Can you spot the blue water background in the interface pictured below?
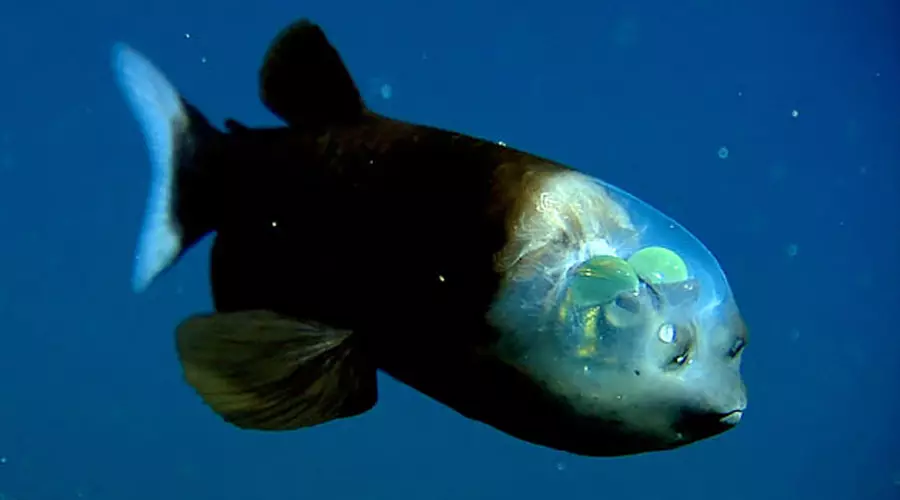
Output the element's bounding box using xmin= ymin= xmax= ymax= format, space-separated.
xmin=1 ymin=0 xmax=898 ymax=499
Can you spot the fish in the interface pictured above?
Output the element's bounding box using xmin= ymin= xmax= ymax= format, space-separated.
xmin=112 ymin=18 xmax=748 ymax=457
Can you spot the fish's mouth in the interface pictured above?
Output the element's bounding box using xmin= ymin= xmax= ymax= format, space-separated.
xmin=719 ymin=409 xmax=744 ymax=426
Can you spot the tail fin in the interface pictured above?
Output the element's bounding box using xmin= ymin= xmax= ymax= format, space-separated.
xmin=112 ymin=44 xmax=222 ymax=293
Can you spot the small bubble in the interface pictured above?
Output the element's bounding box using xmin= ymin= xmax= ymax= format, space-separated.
xmin=791 ymin=109 xmax=799 ymax=118
xmin=379 ymin=83 xmax=393 ymax=100
xmin=717 ymin=146 xmax=729 ymax=159
xmin=497 ymin=141 xmax=507 ymax=147
xmin=200 ymin=56 xmax=207 ymax=63
xmin=786 ymin=243 xmax=799 ymax=257
xmin=555 ymin=462 xmax=566 ymax=471
xmin=184 ymin=33 xmax=191 ymax=39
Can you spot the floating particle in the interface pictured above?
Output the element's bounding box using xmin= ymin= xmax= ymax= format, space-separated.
xmin=184 ymin=33 xmax=191 ymax=39
xmin=379 ymin=83 xmax=392 ymax=100
xmin=791 ymin=109 xmax=799 ymax=118
xmin=786 ymin=243 xmax=799 ymax=257
xmin=366 ymin=77 xmax=394 ymax=101
xmin=555 ymin=462 xmax=566 ymax=471
xmin=717 ymin=146 xmax=729 ymax=159
xmin=497 ymin=140 xmax=507 ymax=147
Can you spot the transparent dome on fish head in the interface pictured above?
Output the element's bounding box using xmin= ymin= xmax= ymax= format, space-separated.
xmin=488 ymin=170 xmax=745 ymax=412
xmin=485 ymin=169 xmax=748 ymax=454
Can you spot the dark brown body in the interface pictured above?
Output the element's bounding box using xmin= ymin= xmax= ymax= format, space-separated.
xmin=208 ymin=114 xmax=605 ymax=452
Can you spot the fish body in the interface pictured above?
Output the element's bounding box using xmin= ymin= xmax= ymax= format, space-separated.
xmin=113 ymin=19 xmax=748 ymax=457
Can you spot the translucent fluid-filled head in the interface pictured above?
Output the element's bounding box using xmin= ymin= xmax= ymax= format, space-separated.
xmin=488 ymin=170 xmax=748 ymax=456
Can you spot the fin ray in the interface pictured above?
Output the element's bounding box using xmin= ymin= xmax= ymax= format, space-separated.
xmin=176 ymin=310 xmax=377 ymax=430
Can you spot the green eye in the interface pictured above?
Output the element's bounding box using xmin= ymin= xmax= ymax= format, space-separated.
xmin=627 ymin=246 xmax=688 ymax=285
xmin=569 ymin=255 xmax=640 ymax=309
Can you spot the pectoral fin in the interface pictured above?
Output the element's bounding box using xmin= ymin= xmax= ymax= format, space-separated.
xmin=175 ymin=310 xmax=376 ymax=430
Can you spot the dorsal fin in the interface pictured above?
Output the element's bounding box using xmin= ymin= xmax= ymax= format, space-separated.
xmin=259 ymin=19 xmax=364 ymax=129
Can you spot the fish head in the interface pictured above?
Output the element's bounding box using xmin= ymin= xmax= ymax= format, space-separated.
xmin=487 ymin=169 xmax=748 ymax=456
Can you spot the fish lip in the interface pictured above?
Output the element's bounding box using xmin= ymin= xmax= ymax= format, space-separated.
xmin=719 ymin=409 xmax=744 ymax=426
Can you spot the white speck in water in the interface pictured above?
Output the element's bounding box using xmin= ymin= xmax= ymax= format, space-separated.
xmin=791 ymin=109 xmax=799 ymax=118
xmin=201 ymin=56 xmax=207 ymax=63
xmin=497 ymin=141 xmax=507 ymax=147
xmin=786 ymin=243 xmax=799 ymax=258
xmin=717 ymin=146 xmax=729 ymax=159
xmin=379 ymin=83 xmax=393 ymax=100
xmin=555 ymin=462 xmax=566 ymax=471
xmin=184 ymin=33 xmax=191 ymax=39
xmin=0 ymin=456 xmax=7 ymax=464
